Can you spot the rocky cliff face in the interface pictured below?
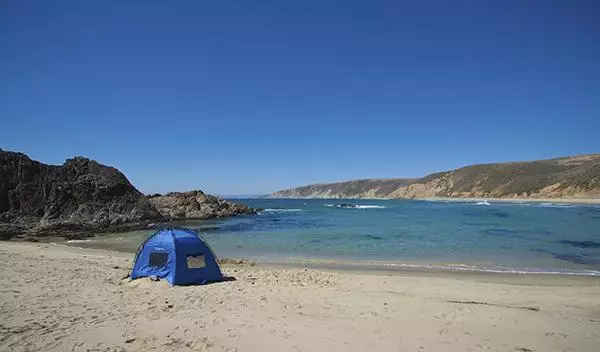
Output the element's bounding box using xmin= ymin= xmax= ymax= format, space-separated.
xmin=271 ymin=154 xmax=600 ymax=200
xmin=1 ymin=150 xmax=258 ymax=239
xmin=148 ymin=191 xmax=258 ymax=219
xmin=0 ymin=149 xmax=163 ymax=238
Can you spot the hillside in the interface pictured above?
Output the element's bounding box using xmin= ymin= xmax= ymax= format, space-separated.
xmin=270 ymin=154 xmax=600 ymax=200
xmin=271 ymin=179 xmax=417 ymax=199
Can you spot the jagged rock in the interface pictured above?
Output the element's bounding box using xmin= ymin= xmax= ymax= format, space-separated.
xmin=0 ymin=149 xmax=164 ymax=238
xmin=149 ymin=190 xmax=257 ymax=220
xmin=0 ymin=149 xmax=259 ymax=240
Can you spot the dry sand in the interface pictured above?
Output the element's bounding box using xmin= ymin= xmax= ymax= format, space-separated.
xmin=1 ymin=242 xmax=599 ymax=352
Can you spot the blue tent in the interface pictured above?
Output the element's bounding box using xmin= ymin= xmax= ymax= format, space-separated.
xmin=131 ymin=228 xmax=222 ymax=285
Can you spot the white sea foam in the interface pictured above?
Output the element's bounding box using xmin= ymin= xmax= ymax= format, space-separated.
xmin=355 ymin=205 xmax=386 ymax=209
xmin=66 ymin=239 xmax=92 ymax=243
xmin=264 ymin=208 xmax=303 ymax=212
xmin=476 ymin=201 xmax=490 ymax=206
xmin=540 ymin=203 xmax=575 ymax=208
xmin=326 ymin=204 xmax=386 ymax=209
xmin=378 ymin=262 xmax=600 ymax=276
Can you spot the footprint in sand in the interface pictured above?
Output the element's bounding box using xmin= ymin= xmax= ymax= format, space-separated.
xmin=545 ymin=332 xmax=568 ymax=339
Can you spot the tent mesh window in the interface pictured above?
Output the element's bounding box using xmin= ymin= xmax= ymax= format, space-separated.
xmin=148 ymin=252 xmax=168 ymax=267
xmin=187 ymin=254 xmax=206 ymax=269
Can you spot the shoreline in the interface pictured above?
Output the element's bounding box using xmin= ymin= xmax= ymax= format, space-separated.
xmin=6 ymin=240 xmax=600 ymax=286
xmin=418 ymin=197 xmax=600 ymax=204
xmin=255 ymin=257 xmax=600 ymax=278
xmin=58 ymin=240 xmax=600 ymax=279
xmin=266 ymin=196 xmax=600 ymax=204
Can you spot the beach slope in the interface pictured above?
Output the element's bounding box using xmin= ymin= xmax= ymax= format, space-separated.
xmin=1 ymin=242 xmax=599 ymax=351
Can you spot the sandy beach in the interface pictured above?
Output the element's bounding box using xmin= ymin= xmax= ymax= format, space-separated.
xmin=271 ymin=197 xmax=600 ymax=204
xmin=418 ymin=197 xmax=600 ymax=205
xmin=1 ymin=242 xmax=599 ymax=352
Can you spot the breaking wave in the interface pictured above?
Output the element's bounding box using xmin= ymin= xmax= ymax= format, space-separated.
xmin=263 ymin=208 xmax=303 ymax=212
xmin=540 ymin=203 xmax=575 ymax=208
xmin=324 ymin=204 xmax=386 ymax=209
xmin=377 ymin=263 xmax=600 ymax=276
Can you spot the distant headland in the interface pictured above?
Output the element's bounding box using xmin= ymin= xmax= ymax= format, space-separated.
xmin=270 ymin=154 xmax=600 ymax=202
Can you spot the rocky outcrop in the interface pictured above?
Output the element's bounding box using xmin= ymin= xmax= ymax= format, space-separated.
xmin=0 ymin=149 xmax=164 ymax=239
xmin=0 ymin=149 xmax=260 ymax=240
xmin=271 ymin=154 xmax=600 ymax=200
xmin=148 ymin=191 xmax=258 ymax=220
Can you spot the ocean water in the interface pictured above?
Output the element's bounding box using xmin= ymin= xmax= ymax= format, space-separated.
xmin=67 ymin=199 xmax=600 ymax=276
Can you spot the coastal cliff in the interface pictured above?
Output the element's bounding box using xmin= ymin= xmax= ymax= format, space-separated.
xmin=0 ymin=149 xmax=256 ymax=239
xmin=0 ymin=149 xmax=163 ymax=238
xmin=271 ymin=154 xmax=600 ymax=200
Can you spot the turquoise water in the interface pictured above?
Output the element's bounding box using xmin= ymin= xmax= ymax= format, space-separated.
xmin=68 ymin=199 xmax=600 ymax=276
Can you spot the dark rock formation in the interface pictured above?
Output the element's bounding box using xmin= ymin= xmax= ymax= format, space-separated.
xmin=148 ymin=190 xmax=258 ymax=220
xmin=336 ymin=204 xmax=358 ymax=208
xmin=0 ymin=149 xmax=163 ymax=238
xmin=0 ymin=149 xmax=259 ymax=240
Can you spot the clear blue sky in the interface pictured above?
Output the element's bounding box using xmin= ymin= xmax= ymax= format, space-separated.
xmin=1 ymin=1 xmax=599 ymax=195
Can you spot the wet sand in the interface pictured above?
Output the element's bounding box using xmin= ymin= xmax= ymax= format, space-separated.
xmin=1 ymin=242 xmax=599 ymax=351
